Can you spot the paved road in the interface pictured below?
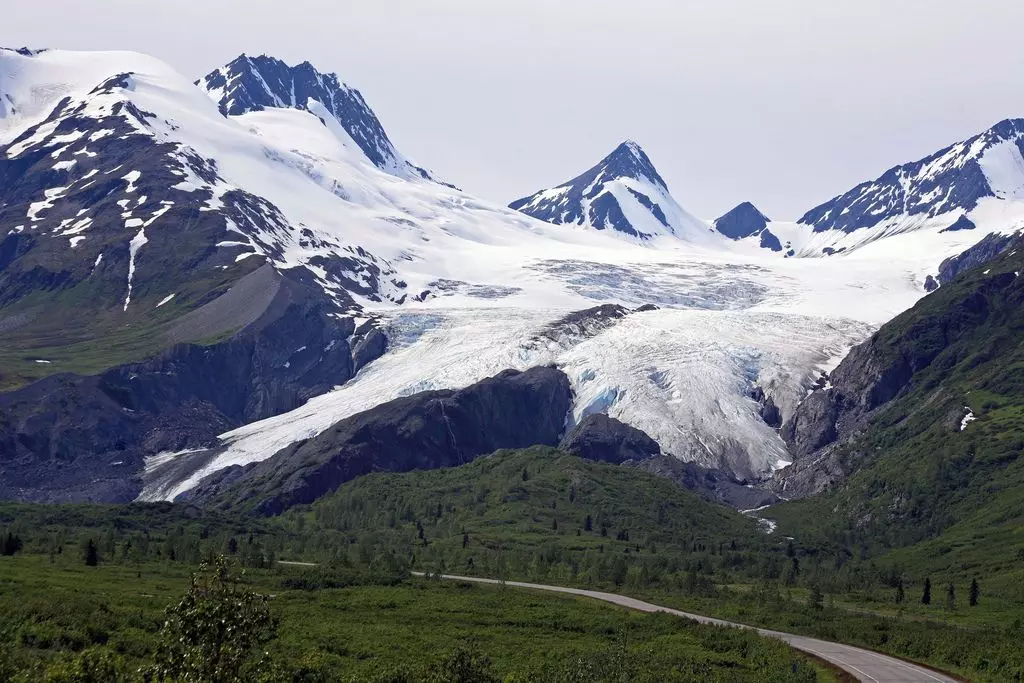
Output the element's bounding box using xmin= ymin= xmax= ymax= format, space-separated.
xmin=418 ymin=573 xmax=958 ymax=683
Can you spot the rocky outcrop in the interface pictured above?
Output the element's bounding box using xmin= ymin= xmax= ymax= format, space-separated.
xmin=940 ymin=215 xmax=976 ymax=233
xmin=537 ymin=304 xmax=630 ymax=344
xmin=187 ymin=366 xmax=573 ymax=515
xmin=559 ymin=413 xmax=660 ymax=464
xmin=748 ymin=386 xmax=782 ymax=429
xmin=0 ymin=269 xmax=386 ymax=503
xmin=935 ymin=231 xmax=1021 ymax=285
xmin=636 ymin=456 xmax=780 ymax=510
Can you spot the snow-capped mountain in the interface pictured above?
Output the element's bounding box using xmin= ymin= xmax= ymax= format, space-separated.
xmin=197 ymin=54 xmax=438 ymax=182
xmin=787 ymin=118 xmax=1024 ymax=257
xmin=0 ymin=46 xmax=969 ymax=506
xmin=509 ymin=140 xmax=711 ymax=242
xmin=713 ymin=202 xmax=782 ymax=252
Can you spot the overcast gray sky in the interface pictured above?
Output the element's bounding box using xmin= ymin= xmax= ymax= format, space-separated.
xmin=6 ymin=0 xmax=1024 ymax=219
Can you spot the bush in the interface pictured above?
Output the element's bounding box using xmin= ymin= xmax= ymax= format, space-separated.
xmin=143 ymin=556 xmax=277 ymax=682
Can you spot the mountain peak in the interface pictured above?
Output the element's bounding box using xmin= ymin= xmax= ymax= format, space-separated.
xmin=713 ymin=202 xmax=781 ymax=252
xmin=599 ymin=139 xmax=667 ymax=191
xmin=509 ymin=141 xmax=707 ymax=241
xmin=714 ymin=202 xmax=770 ymax=239
xmin=196 ymin=54 xmax=434 ymax=180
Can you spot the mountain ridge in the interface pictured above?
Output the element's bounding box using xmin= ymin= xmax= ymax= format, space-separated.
xmin=196 ymin=53 xmax=438 ymax=182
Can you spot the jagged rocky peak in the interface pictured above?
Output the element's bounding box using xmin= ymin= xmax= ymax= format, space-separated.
xmin=197 ymin=53 xmax=431 ymax=179
xmin=799 ymin=117 xmax=1024 ymax=235
xmin=510 ymin=139 xmax=707 ymax=241
xmin=714 ymin=202 xmax=770 ymax=239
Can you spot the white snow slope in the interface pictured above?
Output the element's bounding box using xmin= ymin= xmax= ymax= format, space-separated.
xmin=0 ymin=48 xmax=1005 ymax=499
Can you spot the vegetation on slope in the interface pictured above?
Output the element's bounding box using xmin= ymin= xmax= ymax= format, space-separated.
xmin=769 ymin=241 xmax=1024 ymax=598
xmin=295 ymin=445 xmax=767 ymax=584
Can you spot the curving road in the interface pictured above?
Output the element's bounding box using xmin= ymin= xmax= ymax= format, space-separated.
xmin=419 ymin=573 xmax=958 ymax=682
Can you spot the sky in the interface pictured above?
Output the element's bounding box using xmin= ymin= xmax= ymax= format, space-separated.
xmin=6 ymin=0 xmax=1024 ymax=220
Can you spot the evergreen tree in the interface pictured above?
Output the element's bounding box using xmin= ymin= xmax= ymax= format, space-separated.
xmin=946 ymin=582 xmax=956 ymax=611
xmin=584 ymin=515 xmax=593 ymax=532
xmin=83 ymin=539 xmax=99 ymax=567
xmin=809 ymin=584 xmax=823 ymax=610
xmin=462 ymin=533 xmax=469 ymax=549
xmin=895 ymin=578 xmax=905 ymax=604
xmin=551 ymin=518 xmax=558 ymax=531
xmin=1 ymin=532 xmax=22 ymax=556
xmin=969 ymin=578 xmax=980 ymax=607
xmin=784 ymin=557 xmax=800 ymax=586
xmin=921 ymin=577 xmax=931 ymax=605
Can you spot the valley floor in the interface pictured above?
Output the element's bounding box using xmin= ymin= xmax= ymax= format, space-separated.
xmin=0 ymin=555 xmax=834 ymax=682
xmin=422 ymin=572 xmax=958 ymax=682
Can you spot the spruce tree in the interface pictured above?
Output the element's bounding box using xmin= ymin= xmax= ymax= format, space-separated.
xmin=785 ymin=557 xmax=800 ymax=586
xmin=895 ymin=578 xmax=905 ymax=604
xmin=809 ymin=584 xmax=824 ymax=610
xmin=969 ymin=578 xmax=980 ymax=607
xmin=84 ymin=539 xmax=99 ymax=567
xmin=946 ymin=582 xmax=956 ymax=611
xmin=921 ymin=577 xmax=931 ymax=605
xmin=1 ymin=532 xmax=22 ymax=556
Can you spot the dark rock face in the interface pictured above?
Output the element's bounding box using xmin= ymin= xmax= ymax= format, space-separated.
xmin=197 ymin=54 xmax=432 ymax=180
xmin=924 ymin=274 xmax=939 ymax=292
xmin=559 ymin=413 xmax=660 ymax=465
xmin=935 ymin=231 xmax=1021 ymax=286
xmin=509 ymin=141 xmax=674 ymax=239
xmin=187 ymin=366 xmax=573 ymax=515
xmin=780 ymin=332 xmax=916 ymax=466
xmin=759 ymin=229 xmax=783 ymax=252
xmin=635 ymin=456 xmax=780 ymax=510
xmin=713 ymin=202 xmax=781 ymax=252
xmin=941 ymin=215 xmax=976 ymax=233
xmin=538 ymin=303 xmax=630 ymax=343
xmin=748 ymin=387 xmax=782 ymax=429
xmin=799 ymin=118 xmax=1024 ymax=233
xmin=0 ymin=270 xmax=387 ymax=503
xmin=714 ymin=202 xmax=770 ymax=239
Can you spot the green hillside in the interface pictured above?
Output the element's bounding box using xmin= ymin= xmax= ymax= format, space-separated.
xmin=291 ymin=446 xmax=772 ymax=587
xmin=768 ymin=240 xmax=1024 ymax=608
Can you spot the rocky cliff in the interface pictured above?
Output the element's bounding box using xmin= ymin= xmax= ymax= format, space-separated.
xmin=186 ymin=366 xmax=573 ymax=514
